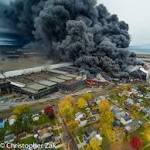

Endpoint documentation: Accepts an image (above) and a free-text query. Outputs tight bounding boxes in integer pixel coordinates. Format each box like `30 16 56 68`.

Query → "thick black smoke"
2 0 144 78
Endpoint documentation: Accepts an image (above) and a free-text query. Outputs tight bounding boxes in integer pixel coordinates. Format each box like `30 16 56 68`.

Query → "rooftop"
21 87 37 94
27 83 46 91
57 75 73 81
38 80 57 87
48 77 65 83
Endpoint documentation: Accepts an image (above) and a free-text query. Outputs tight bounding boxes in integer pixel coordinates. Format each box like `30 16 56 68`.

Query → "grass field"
20 136 36 144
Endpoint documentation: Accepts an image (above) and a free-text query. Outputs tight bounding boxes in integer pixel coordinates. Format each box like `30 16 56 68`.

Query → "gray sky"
2 0 150 45
98 0 150 45
1 0 12 4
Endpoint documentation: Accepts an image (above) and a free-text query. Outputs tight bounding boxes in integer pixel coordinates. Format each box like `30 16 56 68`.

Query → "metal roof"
48 77 65 83
21 87 37 94
56 75 73 81
49 69 68 75
65 74 77 78
10 81 26 88
27 83 46 91
38 80 57 86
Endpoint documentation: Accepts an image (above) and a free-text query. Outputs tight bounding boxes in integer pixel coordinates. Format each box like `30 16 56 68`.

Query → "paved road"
56 106 79 150
0 86 107 112
61 119 79 150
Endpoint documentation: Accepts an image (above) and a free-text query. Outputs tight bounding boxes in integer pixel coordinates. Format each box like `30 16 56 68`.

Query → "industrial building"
0 80 11 94
0 63 85 99
0 63 109 101
9 72 81 99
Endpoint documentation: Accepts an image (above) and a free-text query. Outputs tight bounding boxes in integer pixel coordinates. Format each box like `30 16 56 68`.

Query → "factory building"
0 80 11 94
9 77 58 99
0 65 85 99
59 80 85 92
22 81 58 99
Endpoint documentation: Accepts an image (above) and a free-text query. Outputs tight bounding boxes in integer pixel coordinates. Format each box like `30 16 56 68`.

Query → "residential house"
95 96 106 105
35 127 54 143
125 120 141 133
8 115 17 126
131 88 139 95
145 93 150 99
87 114 99 124
125 98 134 106
0 118 5 128
4 134 16 143
112 106 132 126
83 127 102 145
119 91 131 97
87 100 96 107
136 99 143 103
54 136 62 146
75 112 87 127
142 108 150 118
32 114 40 122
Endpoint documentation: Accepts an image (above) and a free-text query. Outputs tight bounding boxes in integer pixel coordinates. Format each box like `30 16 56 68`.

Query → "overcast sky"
98 0 150 45
1 0 12 4
2 0 150 45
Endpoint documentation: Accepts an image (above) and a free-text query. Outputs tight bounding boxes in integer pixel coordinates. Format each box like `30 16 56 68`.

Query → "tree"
130 136 142 150
138 84 147 93
85 137 102 150
0 128 5 141
99 100 116 143
99 100 113 125
103 127 117 143
13 105 30 116
77 97 87 109
58 95 74 119
44 105 55 118
99 100 110 112
11 116 23 141
66 120 78 131
119 84 131 91
144 126 150 141
12 105 32 135
81 92 93 101
100 111 113 125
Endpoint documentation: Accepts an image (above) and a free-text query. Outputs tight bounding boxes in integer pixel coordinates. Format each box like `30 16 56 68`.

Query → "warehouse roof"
38 80 57 86
49 69 68 75
48 77 65 83
66 74 77 78
27 83 46 91
57 75 73 81
22 87 37 94
10 81 26 88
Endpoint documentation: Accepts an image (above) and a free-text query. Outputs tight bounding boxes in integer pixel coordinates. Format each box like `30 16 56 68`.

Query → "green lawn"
20 136 36 144
32 114 57 126
53 129 59 136
57 148 64 150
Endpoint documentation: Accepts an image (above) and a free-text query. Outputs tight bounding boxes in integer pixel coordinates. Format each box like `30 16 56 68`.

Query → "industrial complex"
0 63 87 100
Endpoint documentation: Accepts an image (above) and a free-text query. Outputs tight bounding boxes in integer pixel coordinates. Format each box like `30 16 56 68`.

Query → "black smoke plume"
2 0 144 78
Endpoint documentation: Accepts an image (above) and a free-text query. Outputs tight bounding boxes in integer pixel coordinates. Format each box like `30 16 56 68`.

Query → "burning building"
1 0 144 79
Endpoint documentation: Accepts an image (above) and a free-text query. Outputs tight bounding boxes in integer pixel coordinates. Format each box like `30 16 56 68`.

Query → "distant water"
0 32 24 46
0 37 17 45
130 49 150 54
0 27 28 47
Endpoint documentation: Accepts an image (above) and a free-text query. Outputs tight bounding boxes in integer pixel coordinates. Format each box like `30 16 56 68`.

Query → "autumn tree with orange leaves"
81 92 93 101
77 97 87 109
99 100 117 143
85 137 103 150
66 120 78 131
58 95 75 119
